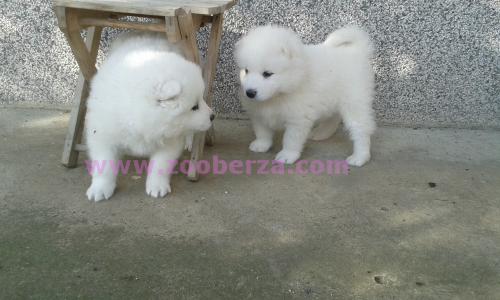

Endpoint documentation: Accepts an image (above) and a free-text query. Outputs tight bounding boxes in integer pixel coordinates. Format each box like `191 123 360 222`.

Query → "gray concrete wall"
1 0 499 128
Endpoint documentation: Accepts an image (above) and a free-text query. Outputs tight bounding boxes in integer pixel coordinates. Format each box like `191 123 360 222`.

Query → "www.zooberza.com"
85 156 349 176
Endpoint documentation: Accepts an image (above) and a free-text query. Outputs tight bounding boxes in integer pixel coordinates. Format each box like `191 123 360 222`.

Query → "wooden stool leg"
61 27 102 167
180 12 202 181
165 11 223 181
170 10 203 181
55 7 101 167
202 14 224 147
187 14 224 179
205 126 215 147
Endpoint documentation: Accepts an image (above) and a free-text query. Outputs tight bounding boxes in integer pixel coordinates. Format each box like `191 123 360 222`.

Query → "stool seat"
53 0 235 16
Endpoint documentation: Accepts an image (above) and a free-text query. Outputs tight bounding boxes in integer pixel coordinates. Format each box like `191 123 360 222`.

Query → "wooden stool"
53 0 236 181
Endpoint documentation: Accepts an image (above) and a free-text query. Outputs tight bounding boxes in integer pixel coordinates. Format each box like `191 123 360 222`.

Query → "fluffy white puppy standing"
85 33 214 202
235 25 375 166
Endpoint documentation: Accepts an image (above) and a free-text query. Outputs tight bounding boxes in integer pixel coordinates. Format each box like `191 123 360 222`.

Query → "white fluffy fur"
236 25 376 166
85 33 213 202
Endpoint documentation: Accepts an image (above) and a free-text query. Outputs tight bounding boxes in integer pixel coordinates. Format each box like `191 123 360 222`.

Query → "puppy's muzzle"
246 89 257 99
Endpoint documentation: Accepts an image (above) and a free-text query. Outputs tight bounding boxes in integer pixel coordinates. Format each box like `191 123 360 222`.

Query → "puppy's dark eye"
262 71 274 78
191 104 199 111
245 68 249 74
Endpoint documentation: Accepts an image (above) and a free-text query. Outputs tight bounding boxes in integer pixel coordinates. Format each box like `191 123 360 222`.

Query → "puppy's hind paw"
275 150 301 164
86 180 116 202
249 139 272 153
346 153 370 167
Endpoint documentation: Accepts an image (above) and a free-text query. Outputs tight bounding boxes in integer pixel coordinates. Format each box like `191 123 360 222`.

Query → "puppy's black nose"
246 89 257 98
210 114 215 122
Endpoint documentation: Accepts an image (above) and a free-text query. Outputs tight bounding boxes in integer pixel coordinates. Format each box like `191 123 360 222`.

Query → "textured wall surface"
1 0 499 128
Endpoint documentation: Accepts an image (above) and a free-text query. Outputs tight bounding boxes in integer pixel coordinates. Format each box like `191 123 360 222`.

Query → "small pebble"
428 182 436 188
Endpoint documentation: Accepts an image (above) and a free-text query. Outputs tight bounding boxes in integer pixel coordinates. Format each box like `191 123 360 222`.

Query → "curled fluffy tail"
325 26 373 56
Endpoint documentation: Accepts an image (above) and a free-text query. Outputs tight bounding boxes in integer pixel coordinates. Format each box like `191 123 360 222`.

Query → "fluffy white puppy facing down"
85 33 214 202
236 25 376 166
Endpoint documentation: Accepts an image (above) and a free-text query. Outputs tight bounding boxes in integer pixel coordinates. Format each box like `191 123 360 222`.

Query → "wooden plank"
59 24 102 167
109 12 166 19
53 0 236 16
79 16 167 32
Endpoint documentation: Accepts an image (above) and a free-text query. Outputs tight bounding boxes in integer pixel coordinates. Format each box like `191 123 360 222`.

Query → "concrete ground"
0 107 499 299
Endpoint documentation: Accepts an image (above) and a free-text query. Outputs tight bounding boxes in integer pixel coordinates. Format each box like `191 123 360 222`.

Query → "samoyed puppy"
85 33 214 202
235 25 375 166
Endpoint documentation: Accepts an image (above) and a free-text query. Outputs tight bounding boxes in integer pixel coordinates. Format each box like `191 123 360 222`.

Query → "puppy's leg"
309 114 341 141
340 105 375 167
86 145 119 202
146 140 184 198
276 122 313 164
249 120 274 153
184 132 194 151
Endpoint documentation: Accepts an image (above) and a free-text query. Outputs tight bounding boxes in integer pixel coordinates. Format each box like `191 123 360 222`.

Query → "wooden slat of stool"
80 16 167 32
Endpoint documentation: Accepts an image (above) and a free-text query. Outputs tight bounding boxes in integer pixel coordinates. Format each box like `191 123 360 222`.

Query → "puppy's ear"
159 80 182 100
157 80 182 108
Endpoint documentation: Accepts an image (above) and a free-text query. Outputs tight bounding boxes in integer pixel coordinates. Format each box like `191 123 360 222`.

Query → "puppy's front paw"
275 150 301 164
184 133 194 151
346 153 370 167
146 176 171 198
86 179 116 202
249 139 272 153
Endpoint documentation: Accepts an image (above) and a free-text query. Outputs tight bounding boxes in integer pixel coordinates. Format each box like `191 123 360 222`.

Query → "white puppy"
85 33 214 202
235 25 375 166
